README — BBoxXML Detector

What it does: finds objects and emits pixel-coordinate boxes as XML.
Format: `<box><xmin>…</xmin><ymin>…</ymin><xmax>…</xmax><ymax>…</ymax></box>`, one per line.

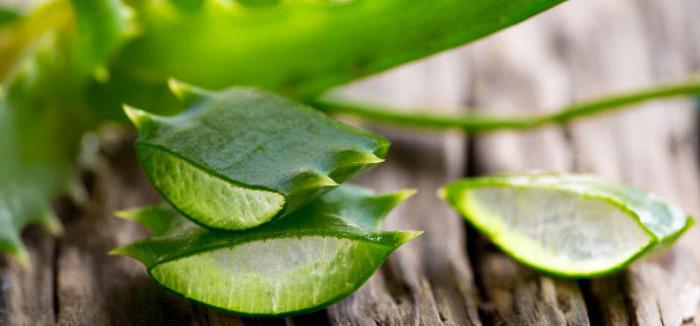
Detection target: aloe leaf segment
<box><xmin>113</xmin><ymin>185</ymin><xmax>420</xmax><ymax>316</ymax></box>
<box><xmin>126</xmin><ymin>85</ymin><xmax>388</xmax><ymax>230</ymax></box>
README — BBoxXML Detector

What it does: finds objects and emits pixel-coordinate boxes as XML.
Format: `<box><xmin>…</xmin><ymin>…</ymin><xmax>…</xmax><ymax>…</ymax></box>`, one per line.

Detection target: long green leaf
<box><xmin>314</xmin><ymin>77</ymin><xmax>700</xmax><ymax>132</ymax></box>
<box><xmin>113</xmin><ymin>0</ymin><xmax>566</xmax><ymax>99</ymax></box>
<box><xmin>113</xmin><ymin>185</ymin><xmax>420</xmax><ymax>317</ymax></box>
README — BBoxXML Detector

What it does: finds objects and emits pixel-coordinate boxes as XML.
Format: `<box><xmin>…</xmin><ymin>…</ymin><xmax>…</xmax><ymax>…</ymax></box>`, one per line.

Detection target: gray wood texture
<box><xmin>1</xmin><ymin>0</ymin><xmax>699</xmax><ymax>324</ymax></box>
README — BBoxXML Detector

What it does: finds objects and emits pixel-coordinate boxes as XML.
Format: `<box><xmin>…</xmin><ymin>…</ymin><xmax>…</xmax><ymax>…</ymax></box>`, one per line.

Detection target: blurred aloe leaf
<box><xmin>0</xmin><ymin>5</ymin><xmax>21</xmax><ymax>25</ymax></box>
<box><xmin>113</xmin><ymin>0</ymin><xmax>567</xmax><ymax>99</ymax></box>
<box><xmin>126</xmin><ymin>83</ymin><xmax>388</xmax><ymax>231</ymax></box>
<box><xmin>0</xmin><ymin>94</ymin><xmax>68</xmax><ymax>264</ymax></box>
<box><xmin>0</xmin><ymin>0</ymin><xmax>128</xmax><ymax>263</ymax></box>
<box><xmin>0</xmin><ymin>1</ymin><xmax>69</xmax><ymax>81</ymax></box>
<box><xmin>113</xmin><ymin>185</ymin><xmax>420</xmax><ymax>317</ymax></box>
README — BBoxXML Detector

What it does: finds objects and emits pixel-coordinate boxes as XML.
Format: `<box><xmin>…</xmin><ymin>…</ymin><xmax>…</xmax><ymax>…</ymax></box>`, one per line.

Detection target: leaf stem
<box><xmin>313</xmin><ymin>78</ymin><xmax>700</xmax><ymax>133</ymax></box>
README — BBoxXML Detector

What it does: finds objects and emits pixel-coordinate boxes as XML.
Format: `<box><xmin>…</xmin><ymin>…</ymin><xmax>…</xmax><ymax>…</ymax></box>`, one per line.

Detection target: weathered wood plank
<box><xmin>0</xmin><ymin>228</ymin><xmax>55</xmax><ymax>325</ymax></box>
<box><xmin>327</xmin><ymin>51</ymin><xmax>481</xmax><ymax>325</ymax></box>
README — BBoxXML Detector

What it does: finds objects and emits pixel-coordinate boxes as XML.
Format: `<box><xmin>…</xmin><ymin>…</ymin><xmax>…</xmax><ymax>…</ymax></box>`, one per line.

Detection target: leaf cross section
<box><xmin>127</xmin><ymin>86</ymin><xmax>388</xmax><ymax>231</ymax></box>
<box><xmin>113</xmin><ymin>185</ymin><xmax>420</xmax><ymax>317</ymax></box>
<box><xmin>440</xmin><ymin>173</ymin><xmax>694</xmax><ymax>277</ymax></box>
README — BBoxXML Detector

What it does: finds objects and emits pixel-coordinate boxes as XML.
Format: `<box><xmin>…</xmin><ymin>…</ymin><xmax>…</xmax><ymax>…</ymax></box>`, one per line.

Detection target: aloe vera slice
<box><xmin>113</xmin><ymin>185</ymin><xmax>420</xmax><ymax>317</ymax></box>
<box><xmin>126</xmin><ymin>84</ymin><xmax>387</xmax><ymax>231</ymax></box>
<box><xmin>440</xmin><ymin>173</ymin><xmax>694</xmax><ymax>278</ymax></box>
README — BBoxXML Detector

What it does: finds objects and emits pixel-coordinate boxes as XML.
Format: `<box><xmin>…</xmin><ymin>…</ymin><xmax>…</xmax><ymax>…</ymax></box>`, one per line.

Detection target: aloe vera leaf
<box><xmin>0</xmin><ymin>0</ymin><xmax>128</xmax><ymax>263</ymax></box>
<box><xmin>304</xmin><ymin>184</ymin><xmax>416</xmax><ymax>229</ymax></box>
<box><xmin>126</xmin><ymin>84</ymin><xmax>388</xmax><ymax>231</ymax></box>
<box><xmin>66</xmin><ymin>0</ymin><xmax>130</xmax><ymax>79</ymax></box>
<box><xmin>0</xmin><ymin>0</ymin><xmax>129</xmax><ymax>82</ymax></box>
<box><xmin>0</xmin><ymin>97</ymin><xmax>68</xmax><ymax>264</ymax></box>
<box><xmin>0</xmin><ymin>1</ymin><xmax>69</xmax><ymax>81</ymax></box>
<box><xmin>440</xmin><ymin>172</ymin><xmax>694</xmax><ymax>277</ymax></box>
<box><xmin>113</xmin><ymin>0</ymin><xmax>566</xmax><ymax>98</ymax></box>
<box><xmin>113</xmin><ymin>185</ymin><xmax>420</xmax><ymax>316</ymax></box>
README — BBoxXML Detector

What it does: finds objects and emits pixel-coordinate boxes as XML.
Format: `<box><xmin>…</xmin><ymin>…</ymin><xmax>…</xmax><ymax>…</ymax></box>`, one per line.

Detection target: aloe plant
<box><xmin>126</xmin><ymin>83</ymin><xmax>388</xmax><ymax>230</ymax></box>
<box><xmin>113</xmin><ymin>185</ymin><xmax>419</xmax><ymax>316</ymax></box>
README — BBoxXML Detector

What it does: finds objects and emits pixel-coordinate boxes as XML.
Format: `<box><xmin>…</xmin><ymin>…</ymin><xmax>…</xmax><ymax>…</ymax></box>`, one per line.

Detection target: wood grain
<box><xmin>0</xmin><ymin>228</ymin><xmax>55</xmax><ymax>325</ymax></box>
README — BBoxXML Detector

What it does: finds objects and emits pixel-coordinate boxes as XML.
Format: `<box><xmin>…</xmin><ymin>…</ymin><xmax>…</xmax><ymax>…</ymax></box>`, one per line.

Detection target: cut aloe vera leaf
<box><xmin>440</xmin><ymin>173</ymin><xmax>694</xmax><ymax>278</ymax></box>
<box><xmin>126</xmin><ymin>84</ymin><xmax>388</xmax><ymax>231</ymax></box>
<box><xmin>113</xmin><ymin>185</ymin><xmax>420</xmax><ymax>317</ymax></box>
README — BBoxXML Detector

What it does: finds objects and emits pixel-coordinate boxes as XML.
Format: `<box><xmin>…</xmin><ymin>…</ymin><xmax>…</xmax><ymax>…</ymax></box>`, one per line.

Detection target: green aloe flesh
<box><xmin>113</xmin><ymin>185</ymin><xmax>420</xmax><ymax>316</ymax></box>
<box><xmin>440</xmin><ymin>173</ymin><xmax>694</xmax><ymax>277</ymax></box>
<box><xmin>126</xmin><ymin>85</ymin><xmax>388</xmax><ymax>231</ymax></box>
<box><xmin>115</xmin><ymin>0</ymin><xmax>566</xmax><ymax>98</ymax></box>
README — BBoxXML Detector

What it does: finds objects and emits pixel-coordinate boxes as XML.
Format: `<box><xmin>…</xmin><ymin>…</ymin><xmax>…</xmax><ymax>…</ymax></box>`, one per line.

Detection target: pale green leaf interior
<box><xmin>139</xmin><ymin>145</ymin><xmax>285</xmax><ymax>230</ymax></box>
<box><xmin>461</xmin><ymin>187</ymin><xmax>653</xmax><ymax>275</ymax></box>
<box><xmin>150</xmin><ymin>236</ymin><xmax>390</xmax><ymax>315</ymax></box>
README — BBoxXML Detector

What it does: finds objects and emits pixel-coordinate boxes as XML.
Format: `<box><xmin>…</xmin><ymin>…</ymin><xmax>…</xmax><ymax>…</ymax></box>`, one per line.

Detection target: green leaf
<box><xmin>305</xmin><ymin>184</ymin><xmax>416</xmax><ymax>229</ymax></box>
<box><xmin>126</xmin><ymin>84</ymin><xmax>388</xmax><ymax>231</ymax></box>
<box><xmin>0</xmin><ymin>0</ymin><xmax>129</xmax><ymax>82</ymax></box>
<box><xmin>0</xmin><ymin>0</ymin><xmax>129</xmax><ymax>263</ymax></box>
<box><xmin>66</xmin><ymin>0</ymin><xmax>131</xmax><ymax>80</ymax></box>
<box><xmin>440</xmin><ymin>172</ymin><xmax>694</xmax><ymax>277</ymax></box>
<box><xmin>0</xmin><ymin>91</ymin><xmax>71</xmax><ymax>265</ymax></box>
<box><xmin>0</xmin><ymin>1</ymin><xmax>69</xmax><ymax>82</ymax></box>
<box><xmin>115</xmin><ymin>0</ymin><xmax>567</xmax><ymax>98</ymax></box>
<box><xmin>113</xmin><ymin>185</ymin><xmax>420</xmax><ymax>317</ymax></box>
<box><xmin>314</xmin><ymin>77</ymin><xmax>700</xmax><ymax>132</ymax></box>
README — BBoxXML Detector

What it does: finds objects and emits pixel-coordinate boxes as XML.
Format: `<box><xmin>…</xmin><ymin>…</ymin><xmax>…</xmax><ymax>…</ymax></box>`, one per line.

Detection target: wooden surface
<box><xmin>2</xmin><ymin>0</ymin><xmax>700</xmax><ymax>324</ymax></box>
